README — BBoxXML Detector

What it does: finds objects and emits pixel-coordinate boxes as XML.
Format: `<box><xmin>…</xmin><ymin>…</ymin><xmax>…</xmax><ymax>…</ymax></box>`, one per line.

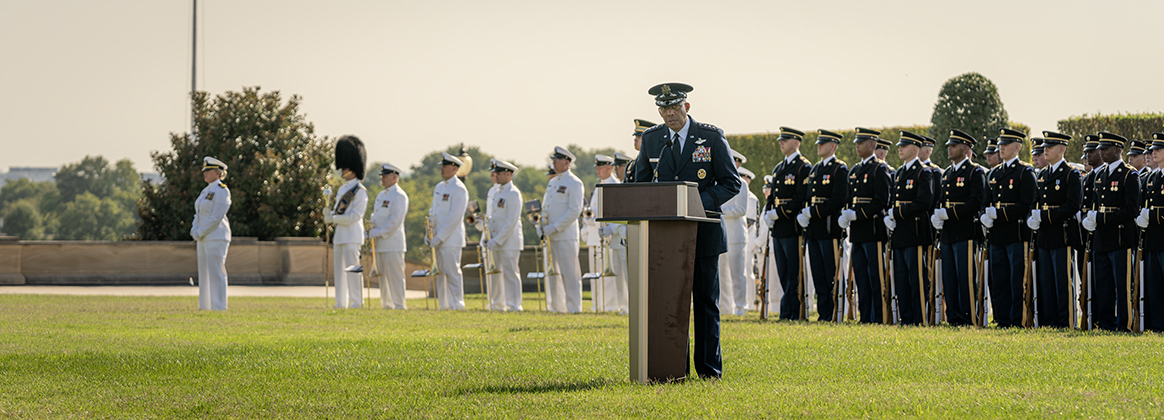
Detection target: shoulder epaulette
<box><xmin>643</xmin><ymin>124</ymin><xmax>666</xmax><ymax>134</ymax></box>
<box><xmin>218</xmin><ymin>183</ymin><xmax>228</xmax><ymax>189</ymax></box>
<box><xmin>834</xmin><ymin>159</ymin><xmax>848</xmax><ymax>168</ymax></box>
<box><xmin>696</xmin><ymin>122</ymin><xmax>724</xmax><ymax>135</ymax></box>
<box><xmin>798</xmin><ymin>155</ymin><xmax>811</xmax><ymax>166</ymax></box>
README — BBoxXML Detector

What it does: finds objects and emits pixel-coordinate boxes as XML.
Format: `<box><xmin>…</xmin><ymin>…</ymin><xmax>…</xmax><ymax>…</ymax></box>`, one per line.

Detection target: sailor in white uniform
<box><xmin>483</xmin><ymin>159</ymin><xmax>525</xmax><ymax>311</ymax></box>
<box><xmin>368</xmin><ymin>163</ymin><xmax>409</xmax><ymax>309</ymax></box>
<box><xmin>192</xmin><ymin>156</ymin><xmax>232</xmax><ymax>311</ymax></box>
<box><xmin>588</xmin><ymin>154</ymin><xmax>623</xmax><ymax>311</ymax></box>
<box><xmin>719</xmin><ymin>150</ymin><xmax>751</xmax><ymax>315</ymax></box>
<box><xmin>541</xmin><ymin>146</ymin><xmax>585</xmax><ymax>313</ymax></box>
<box><xmin>429</xmin><ymin>152</ymin><xmax>469</xmax><ymax>310</ymax></box>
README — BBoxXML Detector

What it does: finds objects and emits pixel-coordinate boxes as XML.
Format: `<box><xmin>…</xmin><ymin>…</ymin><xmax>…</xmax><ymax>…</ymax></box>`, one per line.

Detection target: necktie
<box><xmin>673</xmin><ymin>133</ymin><xmax>682</xmax><ymax>167</ymax></box>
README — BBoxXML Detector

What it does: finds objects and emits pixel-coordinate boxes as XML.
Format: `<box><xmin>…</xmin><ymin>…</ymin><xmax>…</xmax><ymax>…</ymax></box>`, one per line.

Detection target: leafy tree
<box><xmin>0</xmin><ymin>178</ymin><xmax>59</xmax><ymax>214</ymax></box>
<box><xmin>1</xmin><ymin>198</ymin><xmax>45</xmax><ymax>239</ymax></box>
<box><xmin>56</xmin><ymin>156</ymin><xmax>138</xmax><ymax>204</ymax></box>
<box><xmin>928</xmin><ymin>72</ymin><xmax>1010</xmax><ymax>167</ymax></box>
<box><xmin>56</xmin><ymin>192</ymin><xmax>136</xmax><ymax>241</ymax></box>
<box><xmin>137</xmin><ymin>86</ymin><xmax>332</xmax><ymax>241</ymax></box>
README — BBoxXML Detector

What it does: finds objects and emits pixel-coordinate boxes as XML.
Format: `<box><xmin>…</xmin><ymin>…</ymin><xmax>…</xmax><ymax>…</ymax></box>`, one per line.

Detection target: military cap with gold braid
<box><xmin>633</xmin><ymin>119</ymin><xmax>657</xmax><ymax>136</ymax></box>
<box><xmin>998</xmin><ymin>128</ymin><xmax>1027</xmax><ymax>146</ymax></box>
<box><xmin>1151</xmin><ymin>132</ymin><xmax>1164</xmax><ymax>151</ymax></box>
<box><xmin>1042</xmin><ymin>131</ymin><xmax>1071</xmax><ymax>147</ymax></box>
<box><xmin>1097</xmin><ymin>131</ymin><xmax>1127</xmax><ymax>149</ymax></box>
<box><xmin>1083</xmin><ymin>134</ymin><xmax>1100</xmax><ymax>152</ymax></box>
<box><xmin>1127</xmin><ymin>139</ymin><xmax>1147</xmax><ymax>156</ymax></box>
<box><xmin>921</xmin><ymin>135</ymin><xmax>936</xmax><ymax>148</ymax></box>
<box><xmin>613</xmin><ymin>151</ymin><xmax>635</xmax><ymax>165</ymax></box>
<box><xmin>202</xmin><ymin>156</ymin><xmax>227</xmax><ymax>171</ymax></box>
<box><xmin>946</xmin><ymin>129</ymin><xmax>977</xmax><ymax>147</ymax></box>
<box><xmin>1030</xmin><ymin>138</ymin><xmax>1044</xmax><ymax>156</ymax></box>
<box><xmin>984</xmin><ymin>137</ymin><xmax>999</xmax><ymax>154</ymax></box>
<box><xmin>854</xmin><ymin>127</ymin><xmax>880</xmax><ymax>143</ymax></box>
<box><xmin>817</xmin><ymin>129</ymin><xmax>842</xmax><ymax>145</ymax></box>
<box><xmin>898</xmin><ymin>130</ymin><xmax>925</xmax><ymax>147</ymax></box>
<box><xmin>777</xmin><ymin>126</ymin><xmax>804</xmax><ymax>141</ymax></box>
<box><xmin>380</xmin><ymin>163</ymin><xmax>401</xmax><ymax>175</ymax></box>
<box><xmin>594</xmin><ymin>154</ymin><xmax>614</xmax><ymax>166</ymax></box>
<box><xmin>876</xmin><ymin>137</ymin><xmax>893</xmax><ymax>150</ymax></box>
<box><xmin>648</xmin><ymin>83</ymin><xmax>693</xmax><ymax>107</ymax></box>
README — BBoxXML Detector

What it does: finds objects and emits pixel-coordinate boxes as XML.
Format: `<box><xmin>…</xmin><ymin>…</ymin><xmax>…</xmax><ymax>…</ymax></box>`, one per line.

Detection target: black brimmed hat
<box><xmin>648</xmin><ymin>83</ymin><xmax>693</xmax><ymax>107</ymax></box>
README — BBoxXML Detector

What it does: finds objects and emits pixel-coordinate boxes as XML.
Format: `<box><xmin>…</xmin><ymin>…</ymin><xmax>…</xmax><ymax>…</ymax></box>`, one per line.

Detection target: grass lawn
<box><xmin>1</xmin><ymin>293</ymin><xmax>1162</xmax><ymax>418</ymax></box>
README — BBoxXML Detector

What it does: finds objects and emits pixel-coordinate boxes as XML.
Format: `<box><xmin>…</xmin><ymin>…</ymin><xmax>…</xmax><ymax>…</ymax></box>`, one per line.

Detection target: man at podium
<box><xmin>634</xmin><ymin>82</ymin><xmax>741</xmax><ymax>379</ymax></box>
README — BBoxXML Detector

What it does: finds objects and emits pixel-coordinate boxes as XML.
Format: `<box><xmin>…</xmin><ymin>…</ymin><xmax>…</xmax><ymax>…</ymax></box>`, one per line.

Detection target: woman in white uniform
<box><xmin>191</xmin><ymin>156</ymin><xmax>232</xmax><ymax>311</ymax></box>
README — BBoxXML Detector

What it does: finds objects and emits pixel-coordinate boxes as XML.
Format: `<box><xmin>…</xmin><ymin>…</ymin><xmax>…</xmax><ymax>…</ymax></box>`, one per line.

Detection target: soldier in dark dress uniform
<box><xmin>796</xmin><ymin>129</ymin><xmax>849</xmax><ymax>321</ymax></box>
<box><xmin>1136</xmin><ymin>133</ymin><xmax>1164</xmax><ymax>332</ymax></box>
<box><xmin>762</xmin><ymin>127</ymin><xmax>811</xmax><ymax>320</ymax></box>
<box><xmin>931</xmin><ymin>129</ymin><xmax>988</xmax><ymax>326</ymax></box>
<box><xmin>634</xmin><ymin>83</ymin><xmax>740</xmax><ymax>378</ymax></box>
<box><xmin>1027</xmin><ymin>131</ymin><xmax>1083</xmax><ymax>328</ymax></box>
<box><xmin>1082</xmin><ymin>132</ymin><xmax>1140</xmax><ymax>331</ymax></box>
<box><xmin>1078</xmin><ymin>135</ymin><xmax>1102</xmax><ymax>329</ymax></box>
<box><xmin>884</xmin><ymin>131</ymin><xmax>934</xmax><ymax>326</ymax></box>
<box><xmin>920</xmin><ymin>135</ymin><xmax>943</xmax><ymax>323</ymax></box>
<box><xmin>982</xmin><ymin>128</ymin><xmax>1037</xmax><ymax>328</ymax></box>
<box><xmin>840</xmin><ymin>128</ymin><xmax>893</xmax><ymax>323</ymax></box>
<box><xmin>625</xmin><ymin>119</ymin><xmax>656</xmax><ymax>183</ymax></box>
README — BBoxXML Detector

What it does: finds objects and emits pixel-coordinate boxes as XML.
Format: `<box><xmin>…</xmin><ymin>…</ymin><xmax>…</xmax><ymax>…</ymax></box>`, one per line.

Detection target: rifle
<box><xmin>798</xmin><ymin>234</ymin><xmax>807</xmax><ymax>321</ymax></box>
<box><xmin>759</xmin><ymin>186</ymin><xmax>777</xmax><ymax>321</ymax></box>
<box><xmin>832</xmin><ymin>237</ymin><xmax>846</xmax><ymax>323</ymax></box>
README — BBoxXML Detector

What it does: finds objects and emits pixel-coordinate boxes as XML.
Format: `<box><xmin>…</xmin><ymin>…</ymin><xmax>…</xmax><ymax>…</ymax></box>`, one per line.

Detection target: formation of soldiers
<box><xmin>310</xmin><ymin>93</ymin><xmax>1161</xmax><ymax>334</ymax></box>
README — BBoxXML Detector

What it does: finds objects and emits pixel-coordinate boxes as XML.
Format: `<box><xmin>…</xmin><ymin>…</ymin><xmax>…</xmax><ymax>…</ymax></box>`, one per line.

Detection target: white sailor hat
<box><xmin>202</xmin><ymin>156</ymin><xmax>227</xmax><ymax>171</ymax></box>
<box><xmin>545</xmin><ymin>161</ymin><xmax>556</xmax><ymax>175</ymax></box>
<box><xmin>490</xmin><ymin>159</ymin><xmax>518</xmax><ymax>172</ymax></box>
<box><xmin>380</xmin><ymin>163</ymin><xmax>401</xmax><ymax>175</ymax></box>
<box><xmin>738</xmin><ymin>167</ymin><xmax>755</xmax><ymax>180</ymax></box>
<box><xmin>731</xmin><ymin>149</ymin><xmax>747</xmax><ymax>164</ymax></box>
<box><xmin>552</xmin><ymin>146</ymin><xmax>576</xmax><ymax>161</ymax></box>
<box><xmin>763</xmin><ymin>174</ymin><xmax>773</xmax><ymax>185</ymax></box>
<box><xmin>595</xmin><ymin>154</ymin><xmax>614</xmax><ymax>166</ymax></box>
<box><xmin>614</xmin><ymin>152</ymin><xmax>635</xmax><ymax>165</ymax></box>
<box><xmin>441</xmin><ymin>152</ymin><xmax>464</xmax><ymax>167</ymax></box>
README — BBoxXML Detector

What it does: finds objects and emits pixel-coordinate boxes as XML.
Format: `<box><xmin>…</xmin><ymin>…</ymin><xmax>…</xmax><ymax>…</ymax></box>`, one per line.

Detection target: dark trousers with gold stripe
<box><xmin>807</xmin><ymin>239</ymin><xmax>838</xmax><ymax>322</ymax></box>
<box><xmin>1036</xmin><ymin>247</ymin><xmax>1073</xmax><ymax>328</ymax></box>
<box><xmin>941</xmin><ymin>240</ymin><xmax>975</xmax><ymax>326</ymax></box>
<box><xmin>989</xmin><ymin>242</ymin><xmax>1025</xmax><ymax>328</ymax></box>
<box><xmin>892</xmin><ymin>245</ymin><xmax>927</xmax><ymax>325</ymax></box>
<box><xmin>851</xmin><ymin>241</ymin><xmax>884</xmax><ymax>324</ymax></box>
<box><xmin>773</xmin><ymin>236</ymin><xmax>802</xmax><ymax>320</ymax></box>
<box><xmin>1093</xmin><ymin>248</ymin><xmax>1131</xmax><ymax>331</ymax></box>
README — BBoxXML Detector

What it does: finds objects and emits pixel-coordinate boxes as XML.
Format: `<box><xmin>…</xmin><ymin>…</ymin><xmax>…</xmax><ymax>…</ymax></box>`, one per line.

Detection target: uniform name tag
<box><xmin>692</xmin><ymin>145</ymin><xmax>711</xmax><ymax>162</ymax></box>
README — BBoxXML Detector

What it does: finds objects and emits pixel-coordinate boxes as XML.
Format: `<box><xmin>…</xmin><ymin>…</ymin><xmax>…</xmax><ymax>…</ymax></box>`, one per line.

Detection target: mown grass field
<box><xmin>1</xmin><ymin>293</ymin><xmax>1162</xmax><ymax>418</ymax></box>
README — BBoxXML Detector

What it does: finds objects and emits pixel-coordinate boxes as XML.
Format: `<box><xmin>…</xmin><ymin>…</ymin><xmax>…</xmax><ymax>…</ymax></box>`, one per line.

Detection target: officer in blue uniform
<box><xmin>797</xmin><ymin>129</ymin><xmax>849</xmax><ymax>322</ymax></box>
<box><xmin>982</xmin><ymin>128</ymin><xmax>1037</xmax><ymax>328</ymax></box>
<box><xmin>1082</xmin><ymin>132</ymin><xmax>1140</xmax><ymax>331</ymax></box>
<box><xmin>634</xmin><ymin>82</ymin><xmax>740</xmax><ymax>379</ymax></box>
<box><xmin>840</xmin><ymin>128</ymin><xmax>893</xmax><ymax>324</ymax></box>
<box><xmin>1137</xmin><ymin>132</ymin><xmax>1164</xmax><ymax>332</ymax></box>
<box><xmin>1028</xmin><ymin>131</ymin><xmax>1083</xmax><ymax>328</ymax></box>
<box><xmin>884</xmin><ymin>131</ymin><xmax>934</xmax><ymax>325</ymax></box>
<box><xmin>762</xmin><ymin>127</ymin><xmax>811</xmax><ymax>320</ymax></box>
<box><xmin>626</xmin><ymin>119</ymin><xmax>656</xmax><ymax>183</ymax></box>
<box><xmin>932</xmin><ymin>129</ymin><xmax>987</xmax><ymax>326</ymax></box>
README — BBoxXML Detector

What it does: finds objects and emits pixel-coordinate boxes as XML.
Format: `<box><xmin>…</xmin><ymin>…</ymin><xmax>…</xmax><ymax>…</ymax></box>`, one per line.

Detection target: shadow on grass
<box><xmin>457</xmin><ymin>378</ymin><xmax>615</xmax><ymax>395</ymax></box>
<box><xmin>508</xmin><ymin>324</ymin><xmax>624</xmax><ymax>332</ymax></box>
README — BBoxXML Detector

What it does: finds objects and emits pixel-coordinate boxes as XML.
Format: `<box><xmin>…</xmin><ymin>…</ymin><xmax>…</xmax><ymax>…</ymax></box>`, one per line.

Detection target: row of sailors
<box><xmin>758</xmin><ymin>125</ymin><xmax>1164</xmax><ymax>333</ymax></box>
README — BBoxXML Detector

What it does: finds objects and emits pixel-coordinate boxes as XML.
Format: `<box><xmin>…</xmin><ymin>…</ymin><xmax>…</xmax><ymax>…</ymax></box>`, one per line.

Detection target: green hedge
<box><xmin>1057</xmin><ymin>113</ymin><xmax>1164</xmax><ymax>162</ymax></box>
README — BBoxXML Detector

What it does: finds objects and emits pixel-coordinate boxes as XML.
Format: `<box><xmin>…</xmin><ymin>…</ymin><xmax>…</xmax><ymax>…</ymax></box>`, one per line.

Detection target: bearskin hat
<box><xmin>334</xmin><ymin>135</ymin><xmax>367</xmax><ymax>180</ymax></box>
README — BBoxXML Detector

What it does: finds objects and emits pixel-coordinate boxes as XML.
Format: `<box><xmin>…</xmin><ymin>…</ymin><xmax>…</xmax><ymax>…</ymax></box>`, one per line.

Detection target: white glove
<box><xmin>1136</xmin><ymin>214</ymin><xmax>1149</xmax><ymax>229</ymax></box>
<box><xmin>431</xmin><ymin>236</ymin><xmax>443</xmax><ymax>248</ymax></box>
<box><xmin>934</xmin><ymin>208</ymin><xmax>949</xmax><ymax>221</ymax></box>
<box><xmin>323</xmin><ymin>212</ymin><xmax>335</xmax><ymax>224</ymax></box>
<box><xmin>535</xmin><ymin>225</ymin><xmax>544</xmax><ymax>238</ymax></box>
<box><xmin>1031</xmin><ymin>209</ymin><xmax>1041</xmax><ymax>222</ymax></box>
<box><xmin>1076</xmin><ymin>211</ymin><xmax>1082</xmax><ymax>223</ymax></box>
<box><xmin>796</xmin><ymin>213</ymin><xmax>810</xmax><ymax>228</ymax></box>
<box><xmin>838</xmin><ymin>216</ymin><xmax>851</xmax><ymax>230</ymax></box>
<box><xmin>842</xmin><ymin>209</ymin><xmax>857</xmax><ymax>221</ymax></box>
<box><xmin>1082</xmin><ymin>216</ymin><xmax>1097</xmax><ymax>232</ymax></box>
<box><xmin>765</xmin><ymin>209</ymin><xmax>779</xmax><ymax>221</ymax></box>
<box><xmin>1141</xmin><ymin>208</ymin><xmax>1150</xmax><ymax>220</ymax></box>
<box><xmin>1026</xmin><ymin>215</ymin><xmax>1040</xmax><ymax>230</ymax></box>
<box><xmin>985</xmin><ymin>206</ymin><xmax>997</xmax><ymax>219</ymax></box>
<box><xmin>979</xmin><ymin>213</ymin><xmax>994</xmax><ymax>229</ymax></box>
<box><xmin>583</xmin><ymin>216</ymin><xmax>596</xmax><ymax>226</ymax></box>
<box><xmin>368</xmin><ymin>228</ymin><xmax>384</xmax><ymax>238</ymax></box>
<box><xmin>423</xmin><ymin>236</ymin><xmax>431</xmax><ymax>247</ymax></box>
<box><xmin>543</xmin><ymin>224</ymin><xmax>557</xmax><ymax>238</ymax></box>
<box><xmin>598</xmin><ymin>225</ymin><xmax>612</xmax><ymax>237</ymax></box>
<box><xmin>800</xmin><ymin>207</ymin><xmax>811</xmax><ymax>218</ymax></box>
<box><xmin>1087</xmin><ymin>210</ymin><xmax>1098</xmax><ymax>225</ymax></box>
<box><xmin>883</xmin><ymin>215</ymin><xmax>896</xmax><ymax>232</ymax></box>
<box><xmin>189</xmin><ymin>227</ymin><xmax>198</xmax><ymax>240</ymax></box>
<box><xmin>930</xmin><ymin>214</ymin><xmax>945</xmax><ymax>230</ymax></box>
<box><xmin>483</xmin><ymin>238</ymin><xmax>495</xmax><ymax>249</ymax></box>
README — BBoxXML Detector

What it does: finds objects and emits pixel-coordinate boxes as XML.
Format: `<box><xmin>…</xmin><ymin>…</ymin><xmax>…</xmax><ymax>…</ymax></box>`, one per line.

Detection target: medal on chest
<box><xmin>1111</xmin><ymin>181</ymin><xmax>1119</xmax><ymax>192</ymax></box>
<box><xmin>956</xmin><ymin>177</ymin><xmax>965</xmax><ymax>187</ymax></box>
<box><xmin>822</xmin><ymin>174</ymin><xmax>830</xmax><ymax>185</ymax></box>
<box><xmin>905</xmin><ymin>179</ymin><xmax>914</xmax><ymax>189</ymax></box>
<box><xmin>1009</xmin><ymin>179</ymin><xmax>1014</xmax><ymax>189</ymax></box>
<box><xmin>382</xmin><ymin>200</ymin><xmax>390</xmax><ymax>208</ymax></box>
<box><xmin>205</xmin><ymin>192</ymin><xmax>215</xmax><ymax>200</ymax></box>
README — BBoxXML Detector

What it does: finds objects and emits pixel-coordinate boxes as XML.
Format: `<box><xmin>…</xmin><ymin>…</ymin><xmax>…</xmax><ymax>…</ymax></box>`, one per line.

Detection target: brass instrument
<box><xmin>524</xmin><ymin>200</ymin><xmax>546</xmax><ymax>310</ymax></box>
<box><xmin>542</xmin><ymin>210</ymin><xmax>558</xmax><ymax>276</ymax></box>
<box><xmin>463</xmin><ymin>202</ymin><xmax>489</xmax><ymax>309</ymax></box>
<box><xmin>483</xmin><ymin>214</ymin><xmax>501</xmax><ymax>275</ymax></box>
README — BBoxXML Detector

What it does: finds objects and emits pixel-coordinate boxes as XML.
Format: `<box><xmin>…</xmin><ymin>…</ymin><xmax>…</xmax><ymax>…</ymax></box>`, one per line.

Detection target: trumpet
<box><xmin>482</xmin><ymin>214</ymin><xmax>501</xmax><ymax>275</ymax></box>
<box><xmin>541</xmin><ymin>210</ymin><xmax>558</xmax><ymax>276</ymax></box>
<box><xmin>583</xmin><ymin>207</ymin><xmax>594</xmax><ymax>219</ymax></box>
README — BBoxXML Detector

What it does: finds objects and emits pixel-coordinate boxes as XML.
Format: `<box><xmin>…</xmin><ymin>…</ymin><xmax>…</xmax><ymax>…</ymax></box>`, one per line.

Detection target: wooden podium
<box><xmin>595</xmin><ymin>182</ymin><xmax>718</xmax><ymax>383</ymax></box>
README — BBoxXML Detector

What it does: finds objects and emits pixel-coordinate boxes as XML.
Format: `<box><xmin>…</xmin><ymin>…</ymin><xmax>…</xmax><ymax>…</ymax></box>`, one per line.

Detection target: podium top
<box><xmin>594</xmin><ymin>182</ymin><xmax>719</xmax><ymax>223</ymax></box>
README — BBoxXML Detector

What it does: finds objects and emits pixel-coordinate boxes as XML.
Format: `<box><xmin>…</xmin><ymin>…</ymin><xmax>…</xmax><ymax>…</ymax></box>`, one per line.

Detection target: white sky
<box><xmin>2</xmin><ymin>0</ymin><xmax>1161</xmax><ymax>173</ymax></box>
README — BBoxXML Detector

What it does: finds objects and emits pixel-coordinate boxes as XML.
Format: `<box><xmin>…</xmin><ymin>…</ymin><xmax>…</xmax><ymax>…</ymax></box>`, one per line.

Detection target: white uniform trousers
<box><xmin>721</xmin><ymin>243</ymin><xmax>749</xmax><ymax>315</ymax></box>
<box><xmin>718</xmin><ymin>253</ymin><xmax>735</xmax><ymax>314</ymax></box>
<box><xmin>763</xmin><ymin>248</ymin><xmax>785</xmax><ymax>317</ymax></box>
<box><xmin>333</xmin><ymin>243</ymin><xmax>362</xmax><ymax>309</ymax></box>
<box><xmin>548</xmin><ymin>239</ymin><xmax>582</xmax><ymax>313</ymax></box>
<box><xmin>435</xmin><ymin>245</ymin><xmax>465</xmax><ymax>310</ymax></box>
<box><xmin>609</xmin><ymin>247</ymin><xmax>629</xmax><ymax>313</ymax></box>
<box><xmin>375</xmin><ymin>251</ymin><xmax>406</xmax><ymax>309</ymax></box>
<box><xmin>745</xmin><ymin>249</ymin><xmax>757</xmax><ymax>311</ymax></box>
<box><xmin>542</xmin><ymin>244</ymin><xmax>561</xmax><ymax>311</ymax></box>
<box><xmin>587</xmin><ymin>246</ymin><xmax>602</xmax><ymax>311</ymax></box>
<box><xmin>489</xmin><ymin>249</ymin><xmax>523</xmax><ymax>311</ymax></box>
<box><xmin>197</xmin><ymin>239</ymin><xmax>229</xmax><ymax>310</ymax></box>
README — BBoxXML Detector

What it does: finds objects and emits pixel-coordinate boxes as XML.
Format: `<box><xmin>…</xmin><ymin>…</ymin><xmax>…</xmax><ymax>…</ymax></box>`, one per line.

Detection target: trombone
<box><xmin>525</xmin><ymin>203</ymin><xmax>551</xmax><ymax>311</ymax></box>
<box><xmin>464</xmin><ymin>205</ymin><xmax>495</xmax><ymax>310</ymax></box>
<box><xmin>409</xmin><ymin>215</ymin><xmax>439</xmax><ymax>310</ymax></box>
